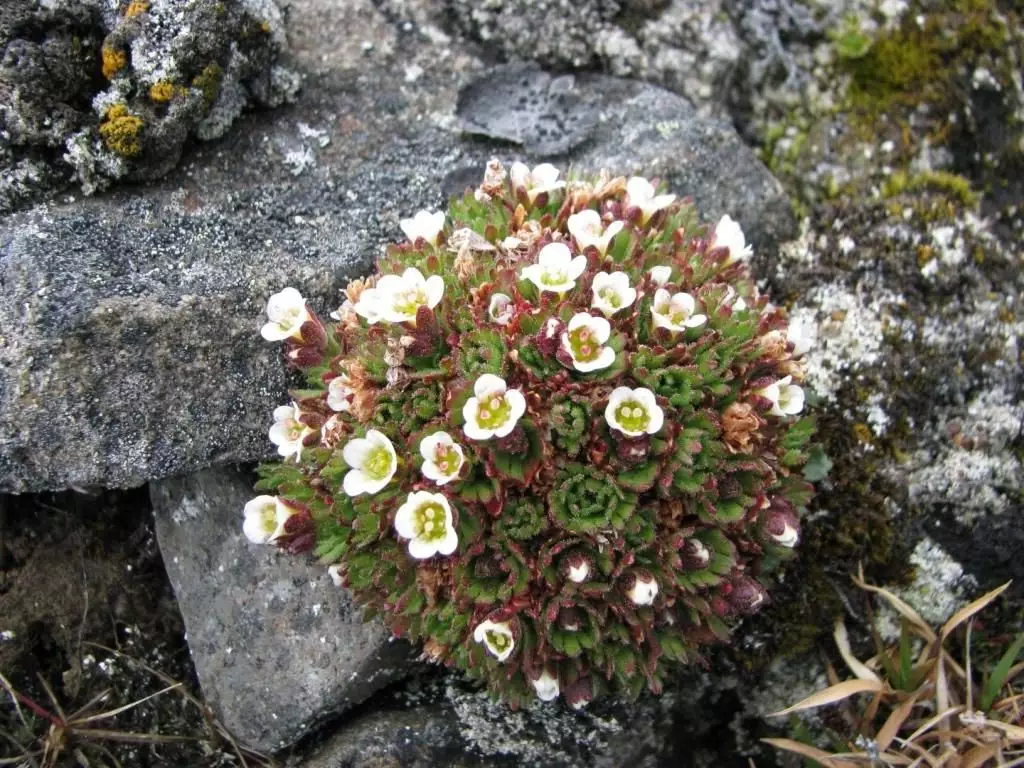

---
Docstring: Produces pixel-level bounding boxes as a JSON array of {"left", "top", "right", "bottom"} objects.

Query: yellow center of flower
[
  {"left": 260, "top": 509, "right": 277, "bottom": 535},
  {"left": 540, "top": 269, "right": 567, "bottom": 286},
  {"left": 486, "top": 630, "right": 510, "bottom": 652},
  {"left": 411, "top": 502, "right": 448, "bottom": 542},
  {"left": 476, "top": 394, "right": 511, "bottom": 430},
  {"left": 668, "top": 308, "right": 690, "bottom": 325},
  {"left": 599, "top": 287, "right": 621, "bottom": 308},
  {"left": 614, "top": 401, "right": 650, "bottom": 432},
  {"left": 433, "top": 445, "right": 461, "bottom": 475},
  {"left": 393, "top": 287, "right": 428, "bottom": 317},
  {"left": 568, "top": 326, "right": 601, "bottom": 362},
  {"left": 363, "top": 445, "right": 394, "bottom": 480}
]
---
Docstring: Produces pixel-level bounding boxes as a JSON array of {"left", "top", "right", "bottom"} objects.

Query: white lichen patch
[
  {"left": 876, "top": 537, "right": 977, "bottom": 640},
  {"left": 787, "top": 282, "right": 906, "bottom": 402},
  {"left": 742, "top": 655, "right": 828, "bottom": 727}
]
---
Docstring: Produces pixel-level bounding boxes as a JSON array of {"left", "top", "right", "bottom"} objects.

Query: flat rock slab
[
  {"left": 0, "top": 0, "right": 794, "bottom": 494},
  {"left": 150, "top": 467, "right": 413, "bottom": 752}
]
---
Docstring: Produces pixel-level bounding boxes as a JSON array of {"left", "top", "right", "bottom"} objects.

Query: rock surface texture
[
  {"left": 1, "top": 0, "right": 1020, "bottom": 765},
  {"left": 150, "top": 467, "right": 412, "bottom": 751},
  {"left": 0, "top": 0, "right": 299, "bottom": 211},
  {"left": 0, "top": 63, "right": 791, "bottom": 493}
]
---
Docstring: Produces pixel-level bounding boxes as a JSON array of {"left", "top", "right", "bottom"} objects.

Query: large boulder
[{"left": 0, "top": 62, "right": 793, "bottom": 494}]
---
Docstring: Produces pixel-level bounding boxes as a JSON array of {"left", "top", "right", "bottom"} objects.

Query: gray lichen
[{"left": 0, "top": 0, "right": 300, "bottom": 210}]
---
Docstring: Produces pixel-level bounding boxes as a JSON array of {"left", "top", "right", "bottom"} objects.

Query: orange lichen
[
  {"left": 101, "top": 47, "right": 128, "bottom": 80},
  {"left": 148, "top": 81, "right": 175, "bottom": 103},
  {"left": 99, "top": 104, "right": 144, "bottom": 157},
  {"left": 124, "top": 0, "right": 149, "bottom": 17}
]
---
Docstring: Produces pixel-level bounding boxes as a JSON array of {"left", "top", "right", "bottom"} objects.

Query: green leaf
[
  {"left": 981, "top": 633, "right": 1024, "bottom": 711},
  {"left": 803, "top": 445, "right": 833, "bottom": 482},
  {"left": 618, "top": 461, "right": 660, "bottom": 492}
]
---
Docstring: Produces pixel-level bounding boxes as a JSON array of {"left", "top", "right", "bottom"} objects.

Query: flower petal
[
  {"left": 407, "top": 537, "right": 439, "bottom": 560},
  {"left": 424, "top": 275, "right": 445, "bottom": 308},
  {"left": 473, "top": 374, "right": 506, "bottom": 399},
  {"left": 342, "top": 437, "right": 372, "bottom": 468},
  {"left": 435, "top": 527, "right": 459, "bottom": 556}
]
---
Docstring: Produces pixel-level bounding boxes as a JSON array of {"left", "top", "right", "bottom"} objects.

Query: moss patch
[{"left": 191, "top": 63, "right": 223, "bottom": 107}]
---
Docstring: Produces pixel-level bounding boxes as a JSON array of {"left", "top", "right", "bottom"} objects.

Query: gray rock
[
  {"left": 445, "top": 0, "right": 742, "bottom": 117},
  {"left": 294, "top": 673, "right": 704, "bottom": 768},
  {"left": 0, "top": 32, "right": 792, "bottom": 493},
  {"left": 150, "top": 467, "right": 414, "bottom": 752},
  {"left": 0, "top": 0, "right": 298, "bottom": 211}
]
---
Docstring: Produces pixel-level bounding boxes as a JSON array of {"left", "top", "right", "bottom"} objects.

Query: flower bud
[
  {"left": 561, "top": 551, "right": 593, "bottom": 583},
  {"left": 727, "top": 576, "right": 767, "bottom": 615},
  {"left": 680, "top": 539, "right": 711, "bottom": 571},
  {"left": 562, "top": 676, "right": 594, "bottom": 710},
  {"left": 760, "top": 504, "right": 800, "bottom": 548}
]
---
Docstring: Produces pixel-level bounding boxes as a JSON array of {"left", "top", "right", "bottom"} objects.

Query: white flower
[
  {"left": 473, "top": 619, "right": 515, "bottom": 662},
  {"left": 787, "top": 319, "right": 814, "bottom": 357},
  {"left": 651, "top": 288, "right": 707, "bottom": 333},
  {"left": 509, "top": 162, "right": 566, "bottom": 203},
  {"left": 567, "top": 562, "right": 590, "bottom": 583},
  {"left": 770, "top": 522, "right": 800, "bottom": 548},
  {"left": 711, "top": 214, "right": 753, "bottom": 264},
  {"left": 261, "top": 287, "right": 311, "bottom": 341},
  {"left": 353, "top": 267, "right": 444, "bottom": 324},
  {"left": 605, "top": 386, "right": 664, "bottom": 437},
  {"left": 532, "top": 671, "right": 560, "bottom": 701},
  {"left": 419, "top": 431, "right": 466, "bottom": 485},
  {"left": 734, "top": 296, "right": 748, "bottom": 311},
  {"left": 327, "top": 375, "right": 354, "bottom": 412},
  {"left": 488, "top": 293, "right": 514, "bottom": 325},
  {"left": 328, "top": 565, "right": 344, "bottom": 587},
  {"left": 627, "top": 574, "right": 659, "bottom": 606},
  {"left": 756, "top": 375, "right": 805, "bottom": 417},
  {"left": 342, "top": 430, "right": 398, "bottom": 496},
  {"left": 242, "top": 496, "right": 296, "bottom": 544},
  {"left": 561, "top": 313, "right": 616, "bottom": 372},
  {"left": 626, "top": 177, "right": 676, "bottom": 225},
  {"left": 647, "top": 265, "right": 672, "bottom": 286},
  {"left": 567, "top": 209, "right": 624, "bottom": 256},
  {"left": 400, "top": 210, "right": 446, "bottom": 246},
  {"left": 591, "top": 271, "right": 636, "bottom": 316},
  {"left": 463, "top": 374, "right": 527, "bottom": 440},
  {"left": 393, "top": 490, "right": 459, "bottom": 559},
  {"left": 520, "top": 242, "right": 587, "bottom": 294},
  {"left": 269, "top": 402, "right": 314, "bottom": 461}
]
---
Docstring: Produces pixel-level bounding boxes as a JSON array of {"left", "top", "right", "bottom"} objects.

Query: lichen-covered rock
[
  {"left": 446, "top": 0, "right": 742, "bottom": 118},
  {"left": 0, "top": 0, "right": 299, "bottom": 210},
  {"left": 295, "top": 672, "right": 704, "bottom": 768}
]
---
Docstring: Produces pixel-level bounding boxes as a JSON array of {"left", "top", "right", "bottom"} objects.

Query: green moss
[
  {"left": 840, "top": 0, "right": 1010, "bottom": 122},
  {"left": 829, "top": 14, "right": 874, "bottom": 61},
  {"left": 191, "top": 63, "right": 223, "bottom": 107},
  {"left": 99, "top": 104, "right": 143, "bottom": 157},
  {"left": 883, "top": 170, "right": 979, "bottom": 207}
]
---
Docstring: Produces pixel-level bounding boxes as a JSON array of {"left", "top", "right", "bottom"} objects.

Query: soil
[{"left": 0, "top": 489, "right": 271, "bottom": 767}]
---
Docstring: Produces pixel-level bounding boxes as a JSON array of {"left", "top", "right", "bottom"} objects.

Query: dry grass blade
[
  {"left": 938, "top": 581, "right": 1012, "bottom": 641},
  {"left": 69, "top": 728, "right": 196, "bottom": 745},
  {"left": 980, "top": 719, "right": 1024, "bottom": 742},
  {"left": 0, "top": 672, "right": 32, "bottom": 732},
  {"left": 71, "top": 683, "right": 182, "bottom": 725},
  {"left": 769, "top": 679, "right": 885, "bottom": 717},
  {"left": 935, "top": 650, "right": 951, "bottom": 753},
  {"left": 834, "top": 618, "right": 881, "bottom": 682},
  {"left": 854, "top": 567, "right": 937, "bottom": 643},
  {"left": 903, "top": 705, "right": 966, "bottom": 743},
  {"left": 875, "top": 690, "right": 922, "bottom": 752},
  {"left": 82, "top": 642, "right": 276, "bottom": 768},
  {"left": 760, "top": 738, "right": 856, "bottom": 766},
  {"left": 961, "top": 743, "right": 998, "bottom": 768}
]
